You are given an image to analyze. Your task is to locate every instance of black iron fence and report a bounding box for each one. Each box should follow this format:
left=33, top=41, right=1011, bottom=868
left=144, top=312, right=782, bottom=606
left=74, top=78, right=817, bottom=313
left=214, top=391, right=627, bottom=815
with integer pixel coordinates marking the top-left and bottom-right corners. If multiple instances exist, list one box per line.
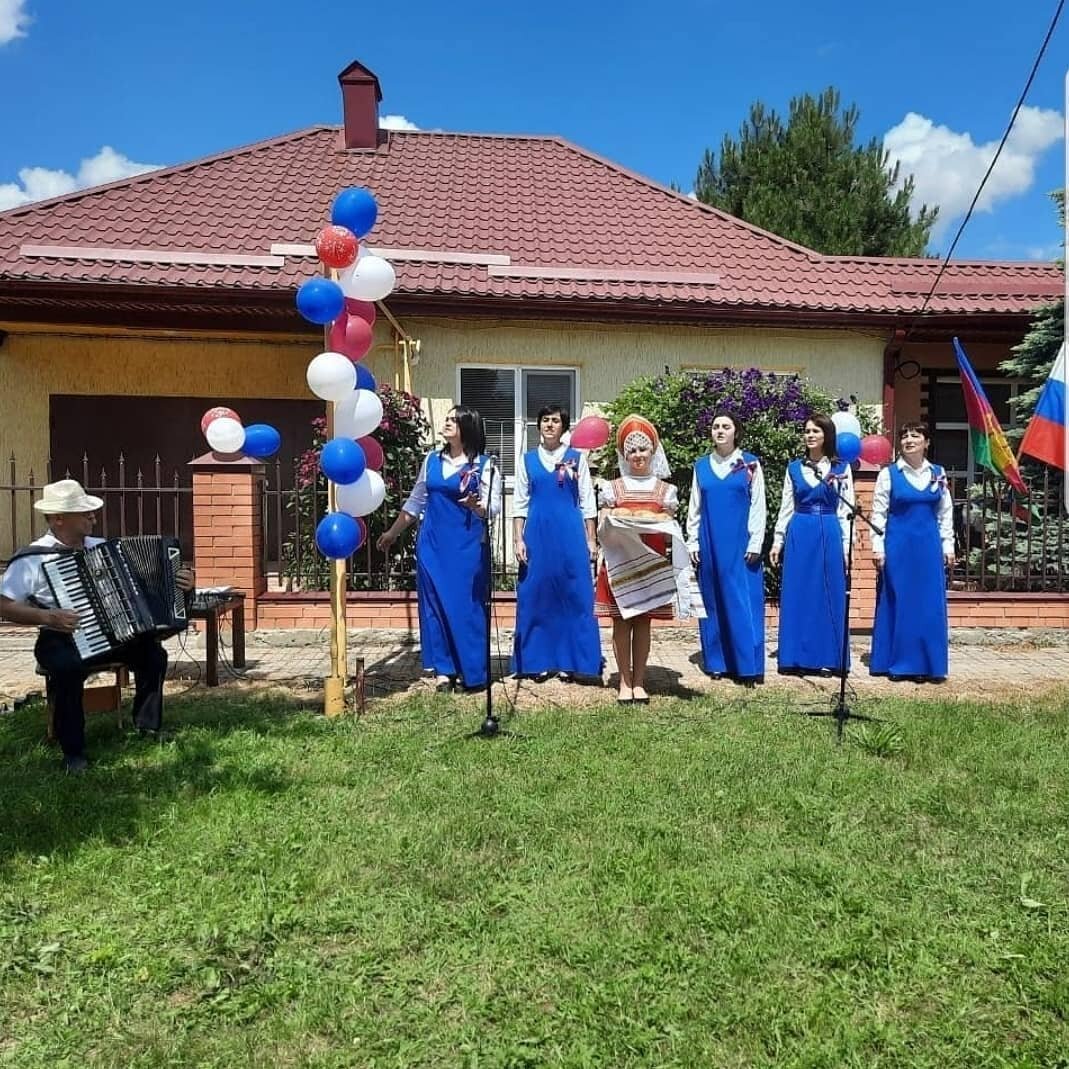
left=0, top=453, right=191, bottom=564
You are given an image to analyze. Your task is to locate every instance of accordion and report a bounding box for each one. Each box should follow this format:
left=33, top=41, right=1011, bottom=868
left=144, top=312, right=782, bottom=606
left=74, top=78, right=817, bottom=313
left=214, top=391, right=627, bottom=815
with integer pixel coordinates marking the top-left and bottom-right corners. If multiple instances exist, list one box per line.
left=42, top=535, right=189, bottom=661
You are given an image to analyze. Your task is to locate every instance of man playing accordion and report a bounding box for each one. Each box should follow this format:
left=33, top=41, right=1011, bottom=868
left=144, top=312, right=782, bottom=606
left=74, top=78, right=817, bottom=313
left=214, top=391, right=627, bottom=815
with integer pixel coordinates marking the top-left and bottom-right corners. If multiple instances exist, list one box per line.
left=0, top=480, right=194, bottom=774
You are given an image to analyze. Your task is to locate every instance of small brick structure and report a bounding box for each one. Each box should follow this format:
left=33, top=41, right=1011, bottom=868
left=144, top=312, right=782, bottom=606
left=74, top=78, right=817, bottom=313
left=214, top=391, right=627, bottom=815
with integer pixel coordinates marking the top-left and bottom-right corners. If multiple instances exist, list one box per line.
left=189, top=457, right=1069, bottom=635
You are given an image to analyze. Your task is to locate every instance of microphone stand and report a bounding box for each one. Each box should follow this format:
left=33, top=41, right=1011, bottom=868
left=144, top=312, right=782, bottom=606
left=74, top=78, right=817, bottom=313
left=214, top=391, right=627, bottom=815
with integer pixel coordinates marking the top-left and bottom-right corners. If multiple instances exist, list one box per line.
left=805, top=468, right=884, bottom=742
left=473, top=455, right=502, bottom=738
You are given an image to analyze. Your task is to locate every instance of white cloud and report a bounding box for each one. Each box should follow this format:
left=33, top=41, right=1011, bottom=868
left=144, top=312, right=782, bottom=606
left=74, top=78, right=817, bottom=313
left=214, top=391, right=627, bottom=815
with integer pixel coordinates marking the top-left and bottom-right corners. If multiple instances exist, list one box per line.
left=883, top=105, right=1063, bottom=238
left=0, top=146, right=161, bottom=211
left=0, top=0, right=30, bottom=45
left=379, top=114, right=419, bottom=131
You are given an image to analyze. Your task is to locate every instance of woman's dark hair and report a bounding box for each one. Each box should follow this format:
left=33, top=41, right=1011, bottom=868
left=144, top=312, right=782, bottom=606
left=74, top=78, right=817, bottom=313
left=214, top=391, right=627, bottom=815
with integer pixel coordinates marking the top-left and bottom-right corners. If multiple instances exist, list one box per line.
left=804, top=413, right=838, bottom=460
left=898, top=421, right=930, bottom=441
left=444, top=405, right=486, bottom=461
left=710, top=410, right=742, bottom=445
left=537, top=404, right=571, bottom=431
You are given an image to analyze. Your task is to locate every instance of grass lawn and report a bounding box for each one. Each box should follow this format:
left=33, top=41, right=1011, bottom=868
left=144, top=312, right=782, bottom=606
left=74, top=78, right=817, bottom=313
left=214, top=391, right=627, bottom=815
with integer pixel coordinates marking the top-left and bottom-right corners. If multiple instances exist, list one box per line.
left=1, top=686, right=1068, bottom=1068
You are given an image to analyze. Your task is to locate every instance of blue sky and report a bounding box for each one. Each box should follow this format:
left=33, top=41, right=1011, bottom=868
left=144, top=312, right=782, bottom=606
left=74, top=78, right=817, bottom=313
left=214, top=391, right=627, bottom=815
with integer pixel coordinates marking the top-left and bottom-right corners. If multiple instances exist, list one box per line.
left=1, top=0, right=1065, bottom=261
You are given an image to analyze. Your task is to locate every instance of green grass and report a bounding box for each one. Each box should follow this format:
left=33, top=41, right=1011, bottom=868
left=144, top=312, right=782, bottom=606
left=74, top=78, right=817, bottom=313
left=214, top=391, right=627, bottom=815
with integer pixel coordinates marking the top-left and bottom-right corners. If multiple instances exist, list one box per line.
left=1, top=687, right=1068, bottom=1068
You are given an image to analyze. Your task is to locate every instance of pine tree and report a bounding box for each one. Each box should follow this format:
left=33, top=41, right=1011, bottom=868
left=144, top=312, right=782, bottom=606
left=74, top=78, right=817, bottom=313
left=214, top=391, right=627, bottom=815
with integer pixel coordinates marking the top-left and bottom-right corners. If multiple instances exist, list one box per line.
left=694, top=88, right=937, bottom=256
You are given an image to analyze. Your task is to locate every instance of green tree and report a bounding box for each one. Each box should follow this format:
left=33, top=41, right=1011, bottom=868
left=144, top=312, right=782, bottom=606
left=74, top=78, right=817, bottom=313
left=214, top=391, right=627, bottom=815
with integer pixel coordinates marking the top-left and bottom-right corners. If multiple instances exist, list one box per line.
left=694, top=87, right=937, bottom=256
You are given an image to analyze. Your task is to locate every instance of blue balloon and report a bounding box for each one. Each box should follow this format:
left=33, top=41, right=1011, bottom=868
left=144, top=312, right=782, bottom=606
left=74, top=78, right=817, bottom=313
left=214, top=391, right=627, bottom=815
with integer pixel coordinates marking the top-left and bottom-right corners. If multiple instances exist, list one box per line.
left=296, top=278, right=345, bottom=325
left=331, top=187, right=378, bottom=238
left=355, top=364, right=377, bottom=392
left=837, top=431, right=862, bottom=464
left=320, top=437, right=367, bottom=485
left=242, top=423, right=281, bottom=458
left=315, top=512, right=362, bottom=560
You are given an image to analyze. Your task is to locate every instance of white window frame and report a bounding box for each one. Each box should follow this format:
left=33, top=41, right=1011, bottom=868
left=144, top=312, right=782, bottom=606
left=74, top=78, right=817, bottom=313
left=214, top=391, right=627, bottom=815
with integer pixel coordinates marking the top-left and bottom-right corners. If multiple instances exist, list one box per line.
left=455, top=363, right=582, bottom=487
left=931, top=373, right=1022, bottom=487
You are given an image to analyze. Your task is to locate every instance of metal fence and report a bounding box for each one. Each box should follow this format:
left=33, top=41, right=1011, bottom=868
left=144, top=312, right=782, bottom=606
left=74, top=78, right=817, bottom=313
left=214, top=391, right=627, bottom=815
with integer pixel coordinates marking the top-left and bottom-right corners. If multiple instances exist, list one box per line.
left=0, top=453, right=192, bottom=563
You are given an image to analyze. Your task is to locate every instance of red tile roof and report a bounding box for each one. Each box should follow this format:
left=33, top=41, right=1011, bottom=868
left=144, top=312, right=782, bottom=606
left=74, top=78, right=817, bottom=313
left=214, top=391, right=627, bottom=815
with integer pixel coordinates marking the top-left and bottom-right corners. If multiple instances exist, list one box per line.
left=0, top=125, right=1062, bottom=319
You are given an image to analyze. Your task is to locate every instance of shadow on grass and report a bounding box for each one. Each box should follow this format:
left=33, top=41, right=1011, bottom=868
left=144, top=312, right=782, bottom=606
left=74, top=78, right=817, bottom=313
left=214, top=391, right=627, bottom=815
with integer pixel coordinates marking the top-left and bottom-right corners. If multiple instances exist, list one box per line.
left=0, top=690, right=327, bottom=870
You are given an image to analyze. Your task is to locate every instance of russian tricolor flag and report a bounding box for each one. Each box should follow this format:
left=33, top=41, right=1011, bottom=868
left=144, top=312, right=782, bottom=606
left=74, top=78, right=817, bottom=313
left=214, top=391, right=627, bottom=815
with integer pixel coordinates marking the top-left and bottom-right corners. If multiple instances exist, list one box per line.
left=1018, top=340, right=1068, bottom=507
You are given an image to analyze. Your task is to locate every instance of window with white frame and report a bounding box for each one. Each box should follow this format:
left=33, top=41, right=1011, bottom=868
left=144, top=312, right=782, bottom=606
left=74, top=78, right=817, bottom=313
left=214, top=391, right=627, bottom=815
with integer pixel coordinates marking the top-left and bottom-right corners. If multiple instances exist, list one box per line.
left=457, top=365, right=579, bottom=479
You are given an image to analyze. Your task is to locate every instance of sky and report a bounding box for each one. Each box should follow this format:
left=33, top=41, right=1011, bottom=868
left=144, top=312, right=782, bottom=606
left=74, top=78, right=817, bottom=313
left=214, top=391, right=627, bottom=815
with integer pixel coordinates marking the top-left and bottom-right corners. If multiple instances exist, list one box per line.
left=0, top=0, right=1066, bottom=262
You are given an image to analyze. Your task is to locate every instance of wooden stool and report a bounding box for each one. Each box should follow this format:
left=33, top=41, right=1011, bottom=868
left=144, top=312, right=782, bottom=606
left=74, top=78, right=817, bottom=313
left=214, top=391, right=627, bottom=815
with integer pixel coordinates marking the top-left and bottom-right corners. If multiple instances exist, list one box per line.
left=38, top=663, right=130, bottom=743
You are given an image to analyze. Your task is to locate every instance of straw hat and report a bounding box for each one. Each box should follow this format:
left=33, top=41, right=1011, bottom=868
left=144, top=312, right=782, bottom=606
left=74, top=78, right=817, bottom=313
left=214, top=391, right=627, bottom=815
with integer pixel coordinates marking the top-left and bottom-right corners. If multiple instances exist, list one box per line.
left=34, top=479, right=104, bottom=514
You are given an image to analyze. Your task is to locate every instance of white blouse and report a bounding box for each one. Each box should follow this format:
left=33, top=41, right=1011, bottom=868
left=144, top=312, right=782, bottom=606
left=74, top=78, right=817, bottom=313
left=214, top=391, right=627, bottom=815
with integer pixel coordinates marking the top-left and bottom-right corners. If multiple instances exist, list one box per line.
left=684, top=448, right=767, bottom=555
left=400, top=451, right=504, bottom=519
left=513, top=445, right=596, bottom=520
left=870, top=458, right=954, bottom=556
left=772, top=457, right=854, bottom=557
left=598, top=474, right=679, bottom=512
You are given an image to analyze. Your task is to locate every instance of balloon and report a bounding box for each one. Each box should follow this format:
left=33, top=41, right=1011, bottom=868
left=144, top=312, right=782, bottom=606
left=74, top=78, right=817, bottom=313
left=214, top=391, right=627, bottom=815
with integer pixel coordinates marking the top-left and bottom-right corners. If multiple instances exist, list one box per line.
left=336, top=470, right=386, bottom=517
left=355, top=364, right=377, bottom=392
left=243, top=423, right=281, bottom=458
left=205, top=416, right=245, bottom=454
left=334, top=388, right=383, bottom=439
left=314, top=225, right=358, bottom=269
left=331, top=187, right=378, bottom=238
left=306, top=352, right=357, bottom=402
left=357, top=435, right=384, bottom=471
left=345, top=298, right=377, bottom=325
left=315, top=512, right=362, bottom=559
left=295, top=278, right=345, bottom=325
left=200, top=405, right=239, bottom=434
left=340, top=255, right=395, bottom=302
left=569, top=415, right=611, bottom=450
left=831, top=410, right=862, bottom=439
left=320, top=437, right=367, bottom=485
left=328, top=312, right=374, bottom=362
left=837, top=432, right=862, bottom=464
left=860, top=434, right=893, bottom=466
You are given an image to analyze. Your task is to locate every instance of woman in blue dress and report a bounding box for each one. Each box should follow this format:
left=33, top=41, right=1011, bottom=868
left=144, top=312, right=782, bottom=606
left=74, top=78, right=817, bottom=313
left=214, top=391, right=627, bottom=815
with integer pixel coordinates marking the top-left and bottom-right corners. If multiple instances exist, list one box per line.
left=686, top=412, right=767, bottom=683
left=377, top=406, right=502, bottom=692
left=870, top=422, right=953, bottom=682
left=512, top=404, right=602, bottom=681
left=770, top=414, right=853, bottom=675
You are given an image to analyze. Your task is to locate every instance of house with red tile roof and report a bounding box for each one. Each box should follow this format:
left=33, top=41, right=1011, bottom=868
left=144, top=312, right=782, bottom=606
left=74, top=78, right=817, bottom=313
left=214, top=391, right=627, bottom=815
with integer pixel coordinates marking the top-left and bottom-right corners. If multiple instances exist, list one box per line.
left=0, top=60, right=1063, bottom=604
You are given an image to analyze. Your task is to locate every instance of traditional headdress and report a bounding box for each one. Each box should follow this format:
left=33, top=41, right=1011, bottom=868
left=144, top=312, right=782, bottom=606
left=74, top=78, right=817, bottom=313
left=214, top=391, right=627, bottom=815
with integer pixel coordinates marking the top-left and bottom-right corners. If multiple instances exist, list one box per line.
left=616, top=414, right=671, bottom=478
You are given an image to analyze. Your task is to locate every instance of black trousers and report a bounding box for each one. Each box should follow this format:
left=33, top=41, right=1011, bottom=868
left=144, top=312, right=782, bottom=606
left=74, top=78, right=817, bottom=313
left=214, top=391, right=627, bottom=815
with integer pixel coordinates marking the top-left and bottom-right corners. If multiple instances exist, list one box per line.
left=35, top=630, right=168, bottom=757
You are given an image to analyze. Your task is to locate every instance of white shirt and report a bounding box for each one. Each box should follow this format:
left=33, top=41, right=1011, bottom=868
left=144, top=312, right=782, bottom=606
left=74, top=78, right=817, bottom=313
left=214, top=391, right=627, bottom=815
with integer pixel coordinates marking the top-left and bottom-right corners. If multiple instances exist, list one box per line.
left=0, top=532, right=105, bottom=610
left=513, top=445, right=596, bottom=520
left=401, top=450, right=503, bottom=519
left=685, top=449, right=767, bottom=554
left=772, top=458, right=854, bottom=557
left=598, top=474, right=679, bottom=513
left=870, top=458, right=954, bottom=557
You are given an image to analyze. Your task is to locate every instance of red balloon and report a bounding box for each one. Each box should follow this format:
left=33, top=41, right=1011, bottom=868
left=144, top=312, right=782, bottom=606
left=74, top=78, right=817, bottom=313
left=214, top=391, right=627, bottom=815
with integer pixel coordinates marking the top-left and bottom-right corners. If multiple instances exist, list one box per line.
left=200, top=406, right=239, bottom=434
left=569, top=415, right=611, bottom=450
left=328, top=312, right=373, bottom=362
left=860, top=434, right=893, bottom=466
left=357, top=435, right=384, bottom=471
left=354, top=516, right=368, bottom=551
left=345, top=298, right=377, bottom=326
left=315, top=225, right=359, bottom=269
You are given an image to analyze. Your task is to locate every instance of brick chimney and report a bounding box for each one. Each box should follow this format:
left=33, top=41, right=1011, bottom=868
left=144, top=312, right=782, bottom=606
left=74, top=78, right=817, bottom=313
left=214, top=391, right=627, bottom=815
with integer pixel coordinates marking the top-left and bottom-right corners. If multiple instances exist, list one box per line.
left=338, top=61, right=382, bottom=150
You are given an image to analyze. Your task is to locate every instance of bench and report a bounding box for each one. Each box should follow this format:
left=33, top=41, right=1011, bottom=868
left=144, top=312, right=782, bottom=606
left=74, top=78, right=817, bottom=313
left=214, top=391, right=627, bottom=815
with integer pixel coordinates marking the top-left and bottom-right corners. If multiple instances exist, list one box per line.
left=189, top=592, right=246, bottom=687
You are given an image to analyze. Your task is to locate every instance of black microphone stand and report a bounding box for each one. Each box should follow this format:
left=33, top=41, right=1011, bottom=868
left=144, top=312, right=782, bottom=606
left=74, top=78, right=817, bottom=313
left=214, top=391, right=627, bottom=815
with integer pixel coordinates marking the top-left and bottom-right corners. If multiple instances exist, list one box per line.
left=473, top=455, right=502, bottom=738
left=805, top=469, right=884, bottom=742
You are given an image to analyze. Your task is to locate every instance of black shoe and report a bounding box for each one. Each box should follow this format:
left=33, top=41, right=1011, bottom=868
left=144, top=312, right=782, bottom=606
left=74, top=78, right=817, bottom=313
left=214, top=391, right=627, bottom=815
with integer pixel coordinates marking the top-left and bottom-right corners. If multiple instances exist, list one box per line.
left=557, top=672, right=574, bottom=684
left=434, top=677, right=455, bottom=694
left=532, top=672, right=552, bottom=684
left=63, top=754, right=89, bottom=775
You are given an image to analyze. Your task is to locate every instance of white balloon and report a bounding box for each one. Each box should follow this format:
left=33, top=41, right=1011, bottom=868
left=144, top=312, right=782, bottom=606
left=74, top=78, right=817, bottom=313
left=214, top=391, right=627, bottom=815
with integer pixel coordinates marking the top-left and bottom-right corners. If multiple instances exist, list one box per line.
left=306, top=351, right=357, bottom=402
left=831, top=411, right=862, bottom=438
left=335, top=388, right=384, bottom=439
left=205, top=416, right=245, bottom=454
left=341, top=255, right=396, bottom=302
left=336, top=470, right=386, bottom=517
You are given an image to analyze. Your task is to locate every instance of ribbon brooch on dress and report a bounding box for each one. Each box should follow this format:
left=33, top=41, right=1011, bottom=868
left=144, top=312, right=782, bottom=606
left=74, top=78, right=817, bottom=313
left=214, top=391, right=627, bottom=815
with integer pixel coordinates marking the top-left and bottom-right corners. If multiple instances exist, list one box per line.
left=729, top=456, right=759, bottom=485
left=555, top=457, right=579, bottom=486
left=459, top=463, right=482, bottom=498
left=928, top=470, right=948, bottom=495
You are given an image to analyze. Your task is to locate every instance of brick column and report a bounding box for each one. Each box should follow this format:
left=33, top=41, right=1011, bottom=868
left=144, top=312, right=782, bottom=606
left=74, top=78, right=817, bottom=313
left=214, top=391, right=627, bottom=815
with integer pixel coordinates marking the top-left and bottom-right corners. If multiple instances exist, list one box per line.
left=189, top=453, right=266, bottom=630
left=849, top=467, right=879, bottom=630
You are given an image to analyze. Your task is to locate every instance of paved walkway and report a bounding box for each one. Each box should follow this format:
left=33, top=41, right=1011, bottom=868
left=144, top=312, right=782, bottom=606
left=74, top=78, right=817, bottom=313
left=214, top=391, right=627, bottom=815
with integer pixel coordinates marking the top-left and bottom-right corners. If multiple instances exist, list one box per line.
left=2, top=625, right=1067, bottom=712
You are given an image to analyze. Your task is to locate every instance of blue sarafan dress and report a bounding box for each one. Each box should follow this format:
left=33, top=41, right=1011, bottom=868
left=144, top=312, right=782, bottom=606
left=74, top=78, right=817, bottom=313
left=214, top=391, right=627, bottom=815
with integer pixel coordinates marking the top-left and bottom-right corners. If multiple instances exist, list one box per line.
left=870, top=464, right=949, bottom=680
left=695, top=452, right=765, bottom=680
left=777, top=459, right=849, bottom=673
left=513, top=448, right=602, bottom=677
left=416, top=451, right=490, bottom=687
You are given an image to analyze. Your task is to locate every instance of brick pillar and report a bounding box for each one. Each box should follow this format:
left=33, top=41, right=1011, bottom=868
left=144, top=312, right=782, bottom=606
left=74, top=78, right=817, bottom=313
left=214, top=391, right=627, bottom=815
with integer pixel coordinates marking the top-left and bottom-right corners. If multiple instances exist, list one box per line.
left=850, top=467, right=878, bottom=629
left=189, top=453, right=266, bottom=630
